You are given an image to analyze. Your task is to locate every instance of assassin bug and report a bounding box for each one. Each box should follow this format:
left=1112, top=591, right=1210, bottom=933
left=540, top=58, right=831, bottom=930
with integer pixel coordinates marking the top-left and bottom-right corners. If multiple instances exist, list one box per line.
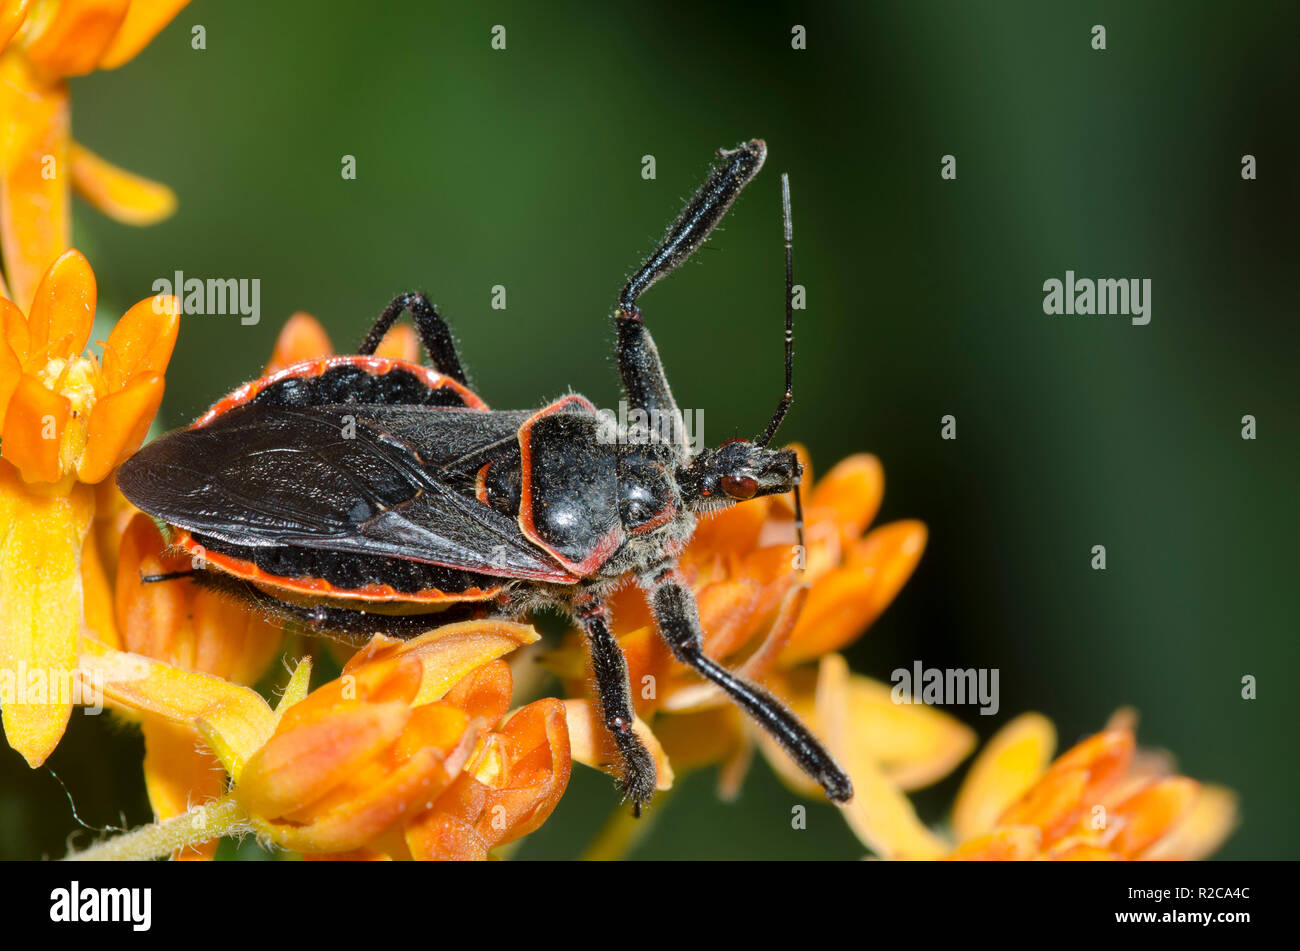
left=117, top=139, right=853, bottom=810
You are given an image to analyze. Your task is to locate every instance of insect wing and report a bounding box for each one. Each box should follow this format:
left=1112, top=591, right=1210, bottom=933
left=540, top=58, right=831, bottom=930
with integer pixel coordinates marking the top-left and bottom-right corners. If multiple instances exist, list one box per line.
left=116, top=403, right=575, bottom=583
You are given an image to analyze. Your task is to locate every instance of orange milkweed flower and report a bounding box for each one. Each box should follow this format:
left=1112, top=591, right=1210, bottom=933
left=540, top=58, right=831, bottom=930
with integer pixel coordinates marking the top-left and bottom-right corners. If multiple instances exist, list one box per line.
left=71, top=620, right=570, bottom=860
left=0, top=248, right=177, bottom=766
left=945, top=711, right=1238, bottom=861
left=0, top=0, right=186, bottom=308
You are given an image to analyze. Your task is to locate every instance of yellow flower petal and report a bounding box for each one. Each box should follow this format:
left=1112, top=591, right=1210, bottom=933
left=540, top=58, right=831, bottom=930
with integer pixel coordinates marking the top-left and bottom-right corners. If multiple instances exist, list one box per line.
left=815, top=653, right=948, bottom=859
left=845, top=676, right=976, bottom=791
left=79, top=523, right=118, bottom=647
left=96, top=0, right=189, bottom=70
left=951, top=712, right=1056, bottom=842
left=0, top=464, right=92, bottom=765
left=76, top=637, right=276, bottom=780
left=70, top=143, right=177, bottom=225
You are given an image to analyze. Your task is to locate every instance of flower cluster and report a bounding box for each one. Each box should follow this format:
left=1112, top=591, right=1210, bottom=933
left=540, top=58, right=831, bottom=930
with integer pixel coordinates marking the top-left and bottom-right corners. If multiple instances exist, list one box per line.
left=0, top=5, right=1237, bottom=861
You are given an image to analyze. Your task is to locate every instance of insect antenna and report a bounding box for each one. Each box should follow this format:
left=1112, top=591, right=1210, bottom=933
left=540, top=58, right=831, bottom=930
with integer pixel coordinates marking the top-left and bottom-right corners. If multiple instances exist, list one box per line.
left=752, top=173, right=806, bottom=567
left=757, top=172, right=795, bottom=448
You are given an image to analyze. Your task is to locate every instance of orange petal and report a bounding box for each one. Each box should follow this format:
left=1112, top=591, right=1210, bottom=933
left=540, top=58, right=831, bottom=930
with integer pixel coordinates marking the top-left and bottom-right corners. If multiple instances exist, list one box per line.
left=2, top=374, right=69, bottom=482
left=948, top=825, right=1042, bottom=860
left=442, top=658, right=513, bottom=725
left=1048, top=728, right=1136, bottom=804
left=77, top=373, right=163, bottom=483
left=808, top=453, right=883, bottom=547
left=688, top=494, right=771, bottom=557
left=70, top=143, right=177, bottom=225
left=0, top=328, right=23, bottom=431
left=1110, top=777, right=1199, bottom=858
left=997, top=766, right=1088, bottom=845
left=372, top=322, right=419, bottom=362
left=475, top=698, right=572, bottom=847
left=269, top=739, right=471, bottom=854
left=1, top=294, right=30, bottom=365
left=0, top=58, right=70, bottom=312
left=1, top=1, right=33, bottom=54
left=20, top=0, right=130, bottom=77
left=141, top=717, right=223, bottom=860
left=779, top=520, right=926, bottom=665
left=0, top=466, right=93, bottom=765
left=264, top=312, right=332, bottom=374
left=25, top=248, right=95, bottom=359
left=952, top=712, right=1056, bottom=842
left=238, top=704, right=413, bottom=819
left=100, top=293, right=179, bottom=389
left=1047, top=838, right=1119, bottom=861
left=1141, top=784, right=1238, bottom=861
left=96, top=0, right=190, bottom=69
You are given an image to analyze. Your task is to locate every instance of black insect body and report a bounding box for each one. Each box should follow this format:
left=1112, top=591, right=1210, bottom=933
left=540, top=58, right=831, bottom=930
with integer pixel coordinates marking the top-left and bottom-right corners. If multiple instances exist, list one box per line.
left=117, top=140, right=853, bottom=810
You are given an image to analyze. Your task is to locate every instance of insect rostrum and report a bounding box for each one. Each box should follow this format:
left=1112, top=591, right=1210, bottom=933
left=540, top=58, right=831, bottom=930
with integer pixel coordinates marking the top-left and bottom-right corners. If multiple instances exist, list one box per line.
left=116, top=139, right=853, bottom=811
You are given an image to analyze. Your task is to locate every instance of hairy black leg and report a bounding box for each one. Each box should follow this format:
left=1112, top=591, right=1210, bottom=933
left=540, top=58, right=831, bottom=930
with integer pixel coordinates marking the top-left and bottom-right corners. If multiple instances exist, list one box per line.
left=641, top=564, right=853, bottom=803
left=359, top=292, right=468, bottom=385
left=573, top=597, right=657, bottom=814
left=140, top=569, right=201, bottom=584
left=191, top=570, right=486, bottom=645
left=615, top=140, right=767, bottom=448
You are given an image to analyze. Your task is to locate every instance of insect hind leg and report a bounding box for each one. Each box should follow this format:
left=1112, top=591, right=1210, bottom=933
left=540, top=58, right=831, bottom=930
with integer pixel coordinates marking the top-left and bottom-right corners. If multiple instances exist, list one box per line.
left=360, top=292, right=469, bottom=386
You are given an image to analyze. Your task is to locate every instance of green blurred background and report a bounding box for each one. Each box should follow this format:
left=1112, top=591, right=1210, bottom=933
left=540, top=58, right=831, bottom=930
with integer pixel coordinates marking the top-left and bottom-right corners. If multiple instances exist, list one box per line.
left=4, top=0, right=1297, bottom=860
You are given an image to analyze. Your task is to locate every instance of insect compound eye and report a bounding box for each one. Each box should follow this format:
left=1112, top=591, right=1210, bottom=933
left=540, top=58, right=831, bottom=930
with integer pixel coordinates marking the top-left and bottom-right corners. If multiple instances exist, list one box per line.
left=720, top=474, right=758, bottom=500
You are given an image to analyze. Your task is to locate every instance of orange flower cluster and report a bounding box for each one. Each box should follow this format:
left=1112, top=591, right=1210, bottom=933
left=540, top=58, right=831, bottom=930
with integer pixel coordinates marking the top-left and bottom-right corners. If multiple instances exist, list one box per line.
left=948, top=712, right=1236, bottom=861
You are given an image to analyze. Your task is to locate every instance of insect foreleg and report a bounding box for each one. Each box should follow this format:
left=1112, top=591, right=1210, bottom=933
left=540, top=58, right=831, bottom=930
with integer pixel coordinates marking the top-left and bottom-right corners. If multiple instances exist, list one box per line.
left=573, top=598, right=658, bottom=814
left=641, top=564, right=853, bottom=804
left=614, top=140, right=768, bottom=451
left=359, top=291, right=469, bottom=386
